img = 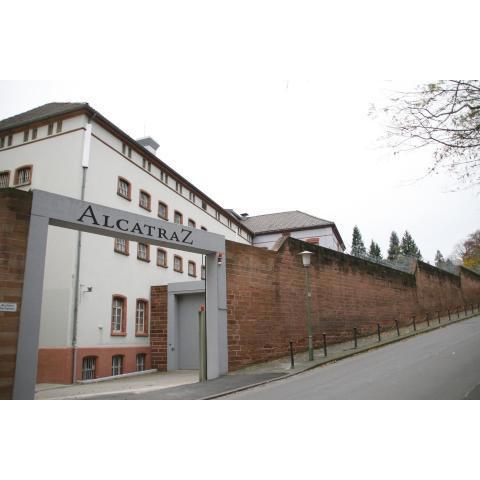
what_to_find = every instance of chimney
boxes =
[137,136,160,155]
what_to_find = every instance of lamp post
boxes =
[299,251,314,361]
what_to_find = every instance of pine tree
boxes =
[351,226,366,256]
[387,231,401,261]
[369,240,382,260]
[400,231,423,260]
[434,250,445,267]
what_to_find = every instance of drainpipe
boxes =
[71,119,93,383]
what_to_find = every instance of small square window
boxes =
[175,181,182,194]
[139,190,151,211]
[202,200,207,210]
[189,191,196,202]
[188,219,196,229]
[23,130,29,142]
[188,261,196,277]
[215,211,221,220]
[14,166,32,186]
[137,243,150,262]
[128,146,132,158]
[32,128,37,140]
[136,354,146,372]
[158,202,168,220]
[157,249,167,267]
[56,120,63,133]
[0,171,10,189]
[174,255,183,273]
[114,238,129,255]
[47,123,54,135]
[174,211,183,225]
[117,177,131,200]
[112,355,123,376]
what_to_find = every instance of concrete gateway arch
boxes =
[13,190,227,399]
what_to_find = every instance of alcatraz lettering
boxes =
[77,205,194,245]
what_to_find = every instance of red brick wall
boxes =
[37,346,152,384]
[226,237,480,371]
[150,285,168,371]
[0,189,32,399]
[460,267,480,305]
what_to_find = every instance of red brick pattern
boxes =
[0,189,32,399]
[150,285,168,371]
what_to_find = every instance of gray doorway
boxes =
[178,292,205,369]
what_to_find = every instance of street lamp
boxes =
[299,251,314,361]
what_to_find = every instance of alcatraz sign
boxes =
[32,190,225,255]
[77,205,194,245]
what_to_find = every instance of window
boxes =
[32,128,37,140]
[135,300,148,336]
[114,238,129,255]
[7,135,12,146]
[111,296,126,336]
[174,211,183,225]
[139,190,151,211]
[137,243,150,262]
[56,120,63,133]
[175,181,182,194]
[23,130,29,142]
[142,159,151,172]
[174,255,183,273]
[14,166,32,186]
[0,171,10,189]
[136,354,146,372]
[159,170,167,183]
[117,177,131,200]
[122,143,131,158]
[202,200,207,210]
[82,357,96,380]
[228,219,232,228]
[47,123,54,135]
[0,137,4,148]
[201,265,206,280]
[157,248,167,268]
[215,211,221,220]
[189,191,196,202]
[201,226,207,231]
[188,261,196,277]
[188,219,196,229]
[112,355,123,376]
[158,201,168,220]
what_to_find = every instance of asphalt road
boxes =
[224,316,480,400]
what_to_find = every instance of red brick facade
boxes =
[0,189,32,399]
[225,237,480,370]
[150,285,168,371]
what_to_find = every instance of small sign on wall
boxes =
[0,303,17,313]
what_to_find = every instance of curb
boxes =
[202,311,480,400]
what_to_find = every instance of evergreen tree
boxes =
[400,231,423,260]
[387,231,401,261]
[369,240,382,260]
[351,226,366,256]
[434,250,445,267]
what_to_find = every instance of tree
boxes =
[387,231,401,261]
[369,240,382,260]
[434,250,445,267]
[351,226,366,256]
[400,231,423,260]
[462,230,480,269]
[373,80,480,186]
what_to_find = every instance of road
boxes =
[223,316,480,400]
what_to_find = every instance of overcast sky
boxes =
[1,2,478,264]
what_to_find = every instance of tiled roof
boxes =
[242,210,332,234]
[0,102,88,132]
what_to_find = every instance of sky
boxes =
[1,1,478,264]
[1,79,477,263]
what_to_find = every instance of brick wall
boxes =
[150,285,168,371]
[0,189,32,399]
[226,237,480,371]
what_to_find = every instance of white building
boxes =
[0,102,344,383]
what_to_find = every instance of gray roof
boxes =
[242,210,332,234]
[0,102,88,132]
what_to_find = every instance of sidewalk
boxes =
[35,308,480,400]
